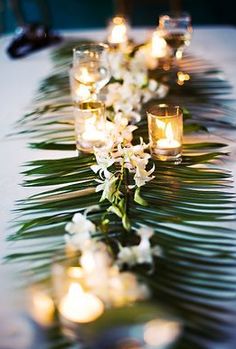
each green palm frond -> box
[7,146,236,348]
[7,40,236,349]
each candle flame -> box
[80,67,94,84]
[68,282,83,297]
[166,123,174,140]
[59,282,104,323]
[151,31,167,58]
[155,118,166,131]
[108,16,128,44]
[75,84,91,100]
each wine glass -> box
[72,43,111,101]
[159,12,192,60]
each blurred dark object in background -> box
[7,23,61,58]
[1,0,236,33]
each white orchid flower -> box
[134,163,155,187]
[64,212,96,250]
[117,225,161,268]
[95,175,118,202]
[91,148,115,178]
[65,212,96,235]
[117,246,137,267]
[136,226,154,240]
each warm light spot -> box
[176,50,183,60]
[151,31,167,58]
[75,84,91,100]
[177,71,190,86]
[144,319,181,347]
[59,282,104,323]
[166,122,174,140]
[163,63,171,71]
[79,67,94,84]
[31,291,55,326]
[155,118,166,131]
[108,16,128,44]
[67,267,84,279]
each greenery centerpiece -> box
[7,36,236,349]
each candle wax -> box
[82,128,105,142]
[157,138,181,149]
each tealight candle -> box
[151,30,168,58]
[74,101,106,153]
[107,15,129,46]
[59,282,104,323]
[147,105,183,163]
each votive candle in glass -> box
[70,68,91,103]
[74,101,106,153]
[70,43,111,103]
[107,15,129,47]
[147,104,183,163]
[150,29,168,59]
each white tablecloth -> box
[1,26,236,256]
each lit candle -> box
[156,123,181,151]
[30,290,55,326]
[76,67,95,85]
[147,105,183,162]
[151,30,167,58]
[75,83,91,101]
[70,68,91,102]
[82,116,106,143]
[74,101,107,153]
[59,282,104,323]
[107,16,129,45]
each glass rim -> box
[73,42,109,54]
[110,14,128,23]
[147,104,183,119]
[159,11,191,21]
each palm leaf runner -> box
[6,39,236,349]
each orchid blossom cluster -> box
[64,210,162,305]
[106,49,169,123]
[91,136,155,230]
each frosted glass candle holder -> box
[147,104,183,163]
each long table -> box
[1,26,236,255]
[0,25,236,349]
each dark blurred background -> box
[1,0,236,33]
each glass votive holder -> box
[147,104,183,163]
[150,29,168,59]
[74,101,107,153]
[71,43,111,102]
[52,255,105,341]
[107,15,130,47]
[52,256,182,349]
[69,67,91,103]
